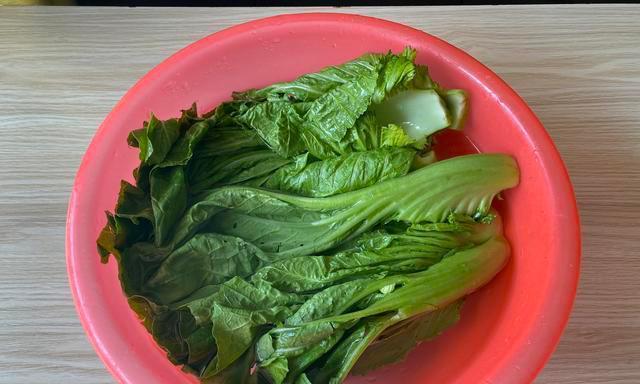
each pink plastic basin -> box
[66,13,580,384]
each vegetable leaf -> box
[351,300,464,375]
[97,47,519,384]
[263,147,416,197]
[174,154,518,257]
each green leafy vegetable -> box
[177,153,517,258]
[374,89,451,140]
[221,47,449,160]
[143,234,269,304]
[263,147,416,197]
[444,89,469,130]
[97,47,519,384]
[310,314,396,383]
[254,237,509,383]
[351,300,464,375]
